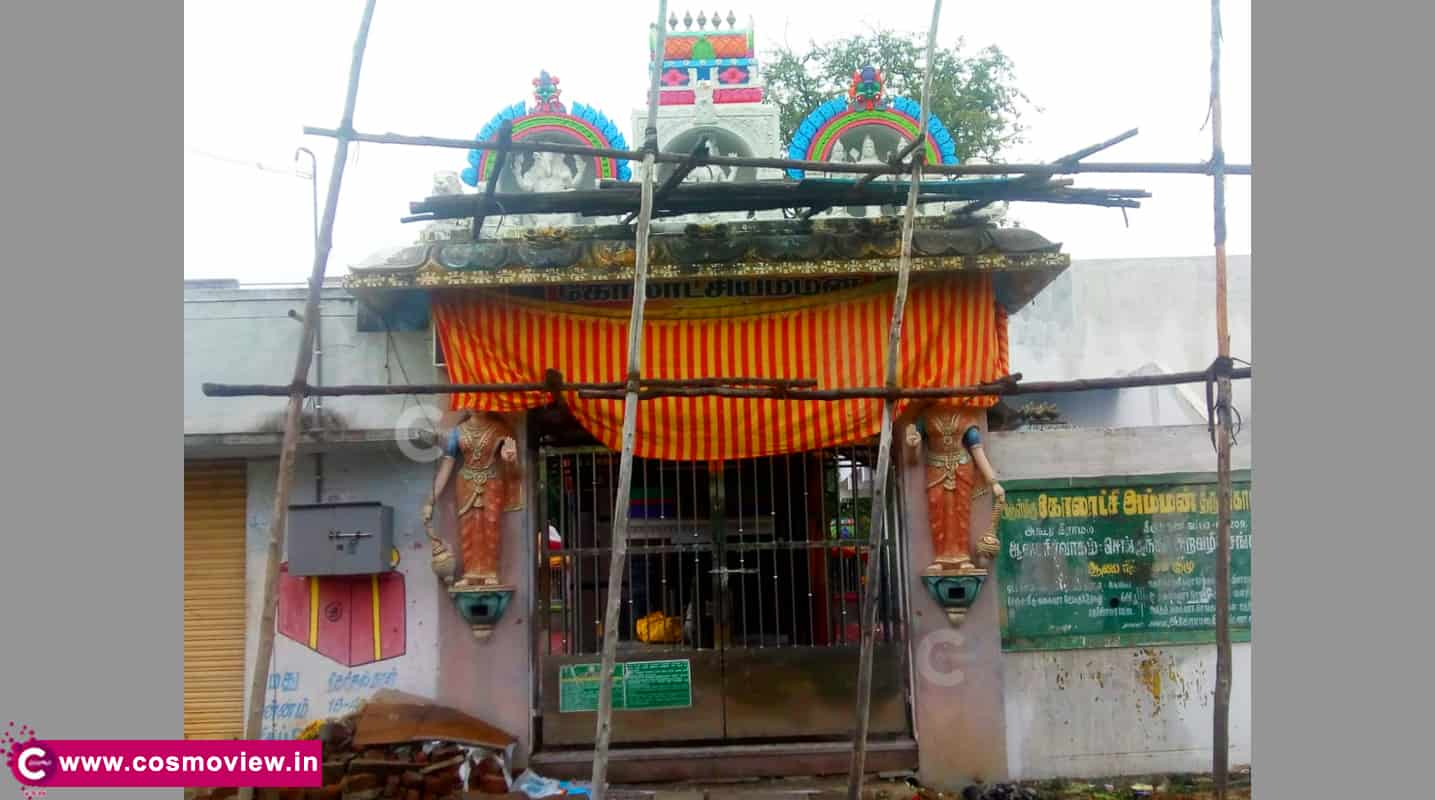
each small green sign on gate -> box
[558,659,693,713]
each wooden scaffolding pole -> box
[1209,1,1234,797]
[202,375,818,398]
[303,125,1251,176]
[589,2,666,797]
[239,0,378,765]
[203,366,1251,402]
[848,2,941,797]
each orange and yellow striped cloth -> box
[433,274,1008,462]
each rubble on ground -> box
[192,691,532,800]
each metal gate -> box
[533,445,912,747]
[183,460,249,740]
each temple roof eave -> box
[345,218,1068,313]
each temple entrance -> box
[532,442,914,748]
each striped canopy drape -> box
[432,274,1009,462]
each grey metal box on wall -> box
[286,502,394,576]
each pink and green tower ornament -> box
[531,70,564,113]
[848,64,886,110]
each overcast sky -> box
[183,1,1250,284]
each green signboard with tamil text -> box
[997,473,1252,652]
[558,659,693,713]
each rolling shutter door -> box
[184,460,248,739]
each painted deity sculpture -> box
[513,151,586,194]
[682,146,739,224]
[511,151,587,228]
[422,411,521,589]
[842,135,902,217]
[694,81,718,124]
[433,170,464,196]
[419,171,471,243]
[904,403,1004,574]
[856,134,881,165]
[826,143,850,176]
[685,147,738,183]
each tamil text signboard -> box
[997,473,1252,652]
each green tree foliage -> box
[764,28,1032,161]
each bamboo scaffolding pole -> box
[201,366,1250,401]
[849,3,941,797]
[1209,0,1234,797]
[1054,127,1143,163]
[304,124,1251,177]
[471,120,512,238]
[590,3,665,796]
[800,133,932,219]
[598,178,1122,194]
[960,128,1139,216]
[403,177,1152,221]
[238,1,377,795]
[581,367,1250,401]
[623,136,709,223]
[202,375,818,398]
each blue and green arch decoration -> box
[785,95,960,180]
[462,73,632,187]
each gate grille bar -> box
[536,446,906,658]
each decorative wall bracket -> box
[922,570,987,628]
[449,585,515,641]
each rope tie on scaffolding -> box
[1204,355,1247,450]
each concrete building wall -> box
[1008,385,1208,430]
[241,450,444,740]
[1007,255,1253,423]
[240,433,537,763]
[184,285,442,437]
[1001,644,1252,780]
[905,425,1253,789]
[190,287,537,761]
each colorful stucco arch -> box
[784,66,960,179]
[461,71,633,186]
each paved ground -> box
[622,770,1253,800]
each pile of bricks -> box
[190,720,517,800]
[191,690,523,800]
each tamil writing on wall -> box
[524,276,873,305]
[997,475,1252,652]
